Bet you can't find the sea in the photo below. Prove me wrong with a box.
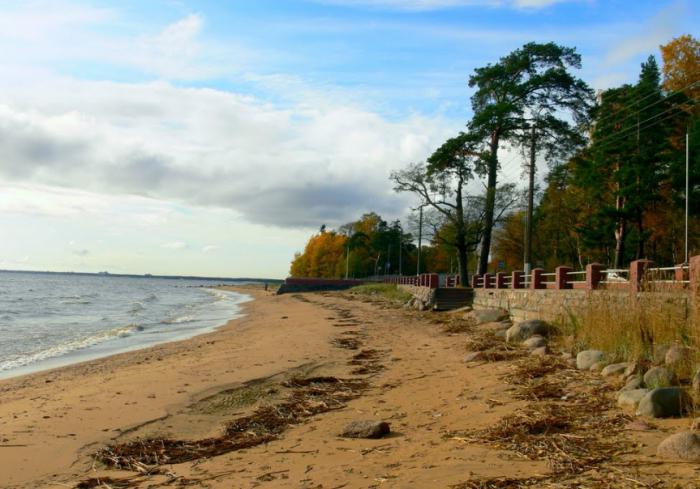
[0,271,253,380]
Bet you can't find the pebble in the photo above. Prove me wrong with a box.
[576,350,605,370]
[601,362,630,377]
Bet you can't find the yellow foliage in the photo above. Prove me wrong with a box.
[660,34,700,112]
[289,231,348,278]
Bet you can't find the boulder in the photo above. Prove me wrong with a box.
[636,387,691,418]
[470,309,509,325]
[530,346,548,357]
[620,374,644,391]
[577,350,605,370]
[340,420,391,439]
[601,362,630,377]
[506,320,548,343]
[617,389,649,410]
[643,366,676,388]
[665,344,692,368]
[657,432,700,462]
[522,335,546,350]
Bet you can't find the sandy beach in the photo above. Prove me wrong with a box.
[0,287,697,488]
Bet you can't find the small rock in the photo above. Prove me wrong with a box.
[470,309,509,325]
[643,366,676,388]
[620,374,644,391]
[464,351,483,362]
[665,344,691,368]
[601,362,630,377]
[657,432,700,462]
[340,420,391,439]
[506,320,548,343]
[576,350,605,370]
[617,389,649,409]
[522,335,546,350]
[624,362,640,377]
[636,387,691,418]
[530,346,548,356]
[589,361,605,372]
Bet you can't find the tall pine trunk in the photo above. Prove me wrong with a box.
[524,126,536,273]
[478,134,500,275]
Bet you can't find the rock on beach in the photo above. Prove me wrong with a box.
[506,320,547,343]
[636,387,691,418]
[657,432,700,462]
[340,420,391,439]
[576,350,604,370]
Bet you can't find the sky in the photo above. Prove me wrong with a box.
[0,0,697,278]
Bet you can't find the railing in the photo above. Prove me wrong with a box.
[470,260,694,292]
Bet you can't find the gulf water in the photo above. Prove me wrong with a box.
[0,271,252,379]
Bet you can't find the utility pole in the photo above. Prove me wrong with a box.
[417,205,423,275]
[686,128,690,264]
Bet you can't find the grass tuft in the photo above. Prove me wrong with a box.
[348,283,413,303]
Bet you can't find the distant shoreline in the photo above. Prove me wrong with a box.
[0,268,283,283]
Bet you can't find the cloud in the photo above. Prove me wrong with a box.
[0,79,455,228]
[72,248,90,257]
[202,245,219,253]
[160,241,188,250]
[604,1,685,66]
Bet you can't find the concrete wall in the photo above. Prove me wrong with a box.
[473,288,691,323]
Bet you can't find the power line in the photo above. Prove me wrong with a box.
[588,95,699,152]
[592,76,700,128]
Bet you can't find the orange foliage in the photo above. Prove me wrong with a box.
[289,231,348,278]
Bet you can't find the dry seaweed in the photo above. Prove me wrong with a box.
[93,377,368,473]
[333,337,361,350]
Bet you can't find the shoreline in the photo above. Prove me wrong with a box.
[0,286,252,382]
[1,288,697,488]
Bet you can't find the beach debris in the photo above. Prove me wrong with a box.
[333,337,361,350]
[505,320,548,343]
[643,366,676,388]
[75,476,139,488]
[657,431,700,461]
[340,420,391,439]
[636,387,691,418]
[464,351,483,363]
[93,376,368,472]
[576,350,604,370]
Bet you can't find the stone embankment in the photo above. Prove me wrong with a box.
[463,306,700,464]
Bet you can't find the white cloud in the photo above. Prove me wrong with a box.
[0,78,456,228]
[72,249,90,257]
[160,241,188,250]
[202,245,219,253]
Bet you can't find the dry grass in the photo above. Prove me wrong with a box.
[557,290,699,378]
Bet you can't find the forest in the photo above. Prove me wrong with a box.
[290,35,700,283]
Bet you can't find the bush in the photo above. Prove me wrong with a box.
[348,283,413,303]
